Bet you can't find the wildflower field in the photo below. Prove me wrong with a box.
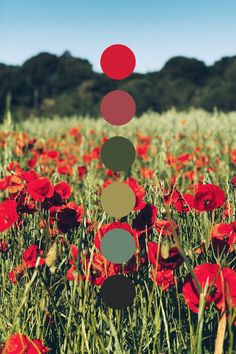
[0,109,236,354]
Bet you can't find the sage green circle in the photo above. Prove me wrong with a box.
[101,228,136,264]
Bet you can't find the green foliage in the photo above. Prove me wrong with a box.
[1,53,236,120]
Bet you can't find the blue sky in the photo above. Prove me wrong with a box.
[0,0,236,73]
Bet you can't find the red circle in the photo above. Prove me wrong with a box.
[100,90,136,126]
[100,44,136,80]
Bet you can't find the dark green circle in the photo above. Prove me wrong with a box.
[101,228,136,264]
[100,136,135,171]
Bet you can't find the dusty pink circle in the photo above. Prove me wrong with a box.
[100,90,136,126]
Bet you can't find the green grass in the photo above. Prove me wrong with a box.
[0,109,236,353]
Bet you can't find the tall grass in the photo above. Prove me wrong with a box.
[0,109,236,353]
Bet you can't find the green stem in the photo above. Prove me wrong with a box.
[196,293,205,354]
[11,257,40,333]
[166,207,202,294]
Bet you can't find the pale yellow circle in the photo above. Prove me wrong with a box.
[101,182,136,218]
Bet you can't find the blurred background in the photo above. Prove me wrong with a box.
[0,0,236,120]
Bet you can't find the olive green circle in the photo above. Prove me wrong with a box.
[100,182,136,218]
[100,136,136,172]
[101,228,136,264]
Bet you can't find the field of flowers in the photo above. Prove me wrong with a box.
[0,109,236,354]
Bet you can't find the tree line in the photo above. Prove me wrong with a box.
[0,50,236,120]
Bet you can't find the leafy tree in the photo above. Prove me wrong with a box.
[0,52,236,119]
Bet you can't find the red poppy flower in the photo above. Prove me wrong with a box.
[6,175,24,194]
[69,127,79,137]
[57,202,84,233]
[27,157,38,169]
[8,264,25,284]
[91,146,100,160]
[163,189,180,206]
[211,223,236,253]
[67,245,113,284]
[123,178,146,210]
[14,192,37,215]
[1,333,49,353]
[231,176,236,187]
[88,253,119,286]
[22,245,45,268]
[102,179,112,189]
[66,265,86,282]
[0,200,18,232]
[135,133,151,145]
[141,167,155,179]
[178,153,191,164]
[66,265,77,281]
[54,182,71,200]
[82,154,92,164]
[182,263,222,314]
[166,154,178,168]
[0,177,9,191]
[69,244,79,265]
[147,242,182,270]
[47,150,59,159]
[122,253,147,274]
[21,170,40,183]
[136,143,150,160]
[174,193,194,213]
[6,161,19,172]
[232,222,236,232]
[42,182,71,209]
[184,170,195,181]
[0,238,8,252]
[132,204,158,232]
[105,169,120,178]
[57,165,73,175]
[183,264,236,314]
[193,184,226,212]
[85,219,94,233]
[230,149,236,164]
[216,268,236,311]
[26,177,54,202]
[154,219,178,237]
[78,166,87,179]
[223,203,233,217]
[195,155,210,169]
[150,268,175,290]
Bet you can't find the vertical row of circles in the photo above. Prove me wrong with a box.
[99,44,137,309]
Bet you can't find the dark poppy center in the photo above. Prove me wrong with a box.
[209,285,217,297]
